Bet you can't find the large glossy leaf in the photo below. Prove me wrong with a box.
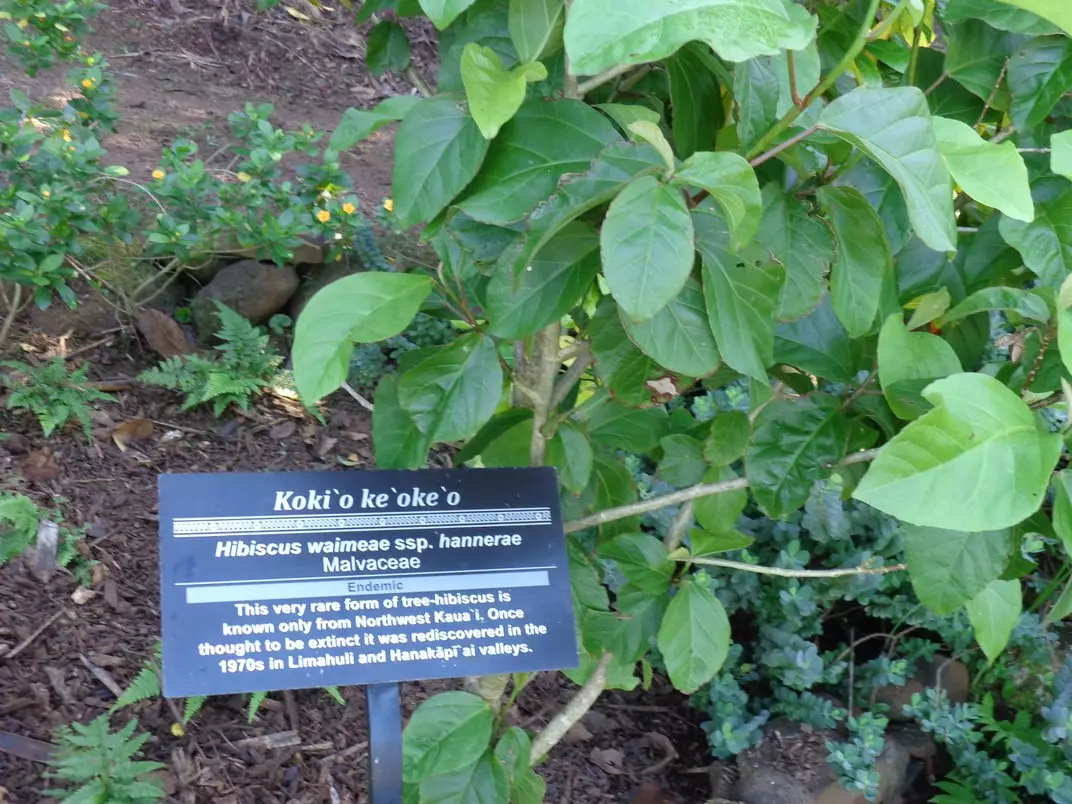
[419,0,479,28]
[694,466,748,533]
[838,159,912,255]
[944,20,1022,109]
[436,1,513,93]
[818,87,956,253]
[672,152,761,251]
[589,298,661,407]
[504,141,666,275]
[904,526,1013,615]
[582,452,641,537]
[548,421,594,493]
[700,242,784,381]
[666,44,723,158]
[932,117,1034,223]
[774,296,859,383]
[704,410,750,467]
[944,0,1059,35]
[734,56,780,153]
[756,187,834,321]
[402,692,494,781]
[372,374,433,469]
[966,579,1022,663]
[854,373,1062,530]
[485,222,600,338]
[508,0,564,62]
[1008,36,1072,132]
[659,434,708,488]
[1054,130,1072,180]
[941,287,1050,325]
[993,0,1072,35]
[458,100,620,225]
[598,533,673,595]
[656,577,731,694]
[746,394,848,517]
[999,187,1072,289]
[330,96,423,151]
[621,278,722,377]
[397,334,503,443]
[878,314,962,420]
[392,98,489,227]
[602,177,695,322]
[367,21,411,75]
[461,44,548,139]
[292,273,433,404]
[587,401,669,453]
[817,185,893,338]
[419,751,509,804]
[563,0,816,75]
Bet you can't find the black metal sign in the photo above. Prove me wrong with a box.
[158,467,578,698]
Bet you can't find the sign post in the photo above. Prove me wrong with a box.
[157,467,578,798]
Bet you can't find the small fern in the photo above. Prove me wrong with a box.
[45,716,164,803]
[138,302,283,415]
[2,357,111,439]
[182,695,208,724]
[0,492,41,565]
[324,686,345,705]
[247,691,269,723]
[112,644,162,712]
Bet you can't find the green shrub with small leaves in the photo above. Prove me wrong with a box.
[2,357,110,438]
[44,715,164,804]
[138,302,284,415]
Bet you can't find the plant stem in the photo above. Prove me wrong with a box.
[405,65,433,98]
[341,382,374,412]
[787,51,802,107]
[746,0,881,160]
[749,124,820,168]
[528,323,561,465]
[549,347,591,409]
[905,11,923,87]
[665,500,694,552]
[975,59,1009,128]
[866,0,908,41]
[564,449,880,532]
[578,63,635,96]
[531,652,612,764]
[0,283,22,349]
[924,71,947,96]
[683,555,906,579]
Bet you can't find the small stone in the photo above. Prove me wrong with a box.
[192,259,299,339]
[736,767,813,804]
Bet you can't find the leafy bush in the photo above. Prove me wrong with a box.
[2,357,110,438]
[44,715,164,803]
[138,302,284,415]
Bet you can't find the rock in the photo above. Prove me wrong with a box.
[736,768,814,804]
[288,255,364,320]
[886,725,937,759]
[874,654,969,721]
[191,260,299,339]
[872,679,925,722]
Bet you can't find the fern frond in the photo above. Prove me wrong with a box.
[182,695,208,724]
[112,665,161,712]
[247,691,269,723]
[323,686,345,705]
[46,715,164,803]
[0,492,41,565]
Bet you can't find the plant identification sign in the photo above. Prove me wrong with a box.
[158,467,578,697]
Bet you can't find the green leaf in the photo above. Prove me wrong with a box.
[734,56,780,153]
[458,100,621,225]
[774,41,820,116]
[419,751,509,804]
[564,0,816,75]
[672,152,761,251]
[479,420,533,468]
[690,528,754,556]
[694,465,748,533]
[817,185,893,338]
[756,187,833,322]
[940,287,1050,326]
[944,0,1059,35]
[746,395,848,518]
[419,0,479,28]
[548,421,594,493]
[589,298,662,407]
[839,159,912,255]
[658,434,708,487]
[904,525,1013,615]
[397,334,503,443]
[1008,36,1072,132]
[508,0,564,62]
[628,121,677,172]
[329,96,423,151]
[1053,130,1072,180]
[878,314,962,421]
[504,141,665,275]
[666,44,722,158]
[932,117,1033,223]
[461,44,548,139]
[700,243,784,381]
[597,103,661,137]
[906,288,952,331]
[944,20,1022,109]
[569,539,608,610]
[455,409,533,464]
[402,692,494,782]
[367,20,411,75]
[583,453,641,536]
[774,296,859,382]
[1051,471,1072,557]
[621,278,722,377]
[657,577,731,694]
[1044,577,1072,625]
[854,373,1062,530]
[602,177,694,322]
[966,579,1022,663]
[999,187,1072,289]
[704,410,750,467]
[486,222,600,338]
[818,87,956,253]
[373,374,433,469]
[587,401,669,453]
[292,273,433,404]
[992,0,1072,35]
[393,97,490,227]
[599,532,673,595]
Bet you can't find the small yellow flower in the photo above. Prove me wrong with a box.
[42,189,50,199]
[170,722,185,738]
[16,19,27,29]
[236,171,251,183]
[21,39,29,46]
[64,35,75,42]
[316,209,331,223]
[79,111,88,119]
[81,78,94,89]
[86,57,95,65]
[61,129,71,142]
[342,202,356,215]
[67,146,75,152]
[383,198,394,213]
[152,169,165,180]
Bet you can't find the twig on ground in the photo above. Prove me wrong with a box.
[2,609,66,660]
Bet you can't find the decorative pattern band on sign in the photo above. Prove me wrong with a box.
[173,508,554,536]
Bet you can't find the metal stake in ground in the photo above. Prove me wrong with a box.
[366,683,403,804]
